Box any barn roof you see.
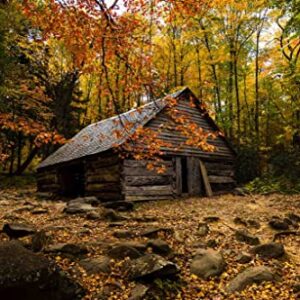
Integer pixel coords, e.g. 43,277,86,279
38,88,187,169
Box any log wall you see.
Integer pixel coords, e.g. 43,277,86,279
37,168,59,193
84,151,123,201
122,159,175,201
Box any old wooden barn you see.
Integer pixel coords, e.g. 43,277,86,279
37,88,236,201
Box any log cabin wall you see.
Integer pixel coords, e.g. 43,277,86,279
84,151,123,201
122,158,175,201
37,167,59,193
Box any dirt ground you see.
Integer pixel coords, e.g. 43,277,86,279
0,186,299,299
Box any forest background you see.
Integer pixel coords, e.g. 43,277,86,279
0,0,299,192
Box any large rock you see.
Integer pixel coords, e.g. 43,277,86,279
235,229,260,245
114,242,147,253
68,196,98,206
129,284,149,300
269,218,289,230
251,242,285,259
146,239,172,256
235,252,252,264
46,243,88,256
127,254,179,280
2,223,36,239
64,203,96,214
102,209,128,222
102,201,134,212
287,213,300,223
0,240,85,300
226,266,275,293
140,227,173,238
190,249,226,279
79,256,111,275
107,244,143,260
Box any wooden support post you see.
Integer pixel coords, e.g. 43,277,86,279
199,160,213,197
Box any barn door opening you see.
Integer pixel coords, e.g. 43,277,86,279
58,163,85,197
181,157,189,194
176,157,202,196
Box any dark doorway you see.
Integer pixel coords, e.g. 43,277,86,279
58,163,85,197
181,157,189,194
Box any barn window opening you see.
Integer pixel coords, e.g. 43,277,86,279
181,157,188,194
58,163,85,197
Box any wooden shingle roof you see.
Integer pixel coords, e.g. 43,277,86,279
38,89,187,169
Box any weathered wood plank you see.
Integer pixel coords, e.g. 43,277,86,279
207,169,234,177
175,157,182,196
85,192,123,201
85,182,121,192
199,160,213,197
124,185,173,196
86,172,120,183
86,164,119,176
123,159,172,168
125,176,171,186
208,175,236,184
123,166,174,176
159,148,235,159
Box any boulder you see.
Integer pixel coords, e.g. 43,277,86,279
68,196,98,206
140,227,173,238
46,243,88,256
226,266,275,293
86,211,102,220
287,213,300,223
235,252,252,264
115,242,147,253
64,203,96,215
129,284,149,300
233,217,248,226
190,249,226,279
235,229,260,245
102,201,134,212
146,239,172,256
79,256,111,275
127,254,179,280
2,223,36,239
107,244,143,260
198,223,209,237
113,230,136,239
102,209,128,222
0,240,85,300
269,218,289,230
247,219,260,229
251,242,285,259
206,239,218,248
232,187,248,196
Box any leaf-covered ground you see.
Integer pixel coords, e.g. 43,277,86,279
0,186,299,299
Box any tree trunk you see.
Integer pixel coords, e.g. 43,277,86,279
255,30,261,146
195,44,203,100
228,41,234,140
234,54,241,146
14,147,39,175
